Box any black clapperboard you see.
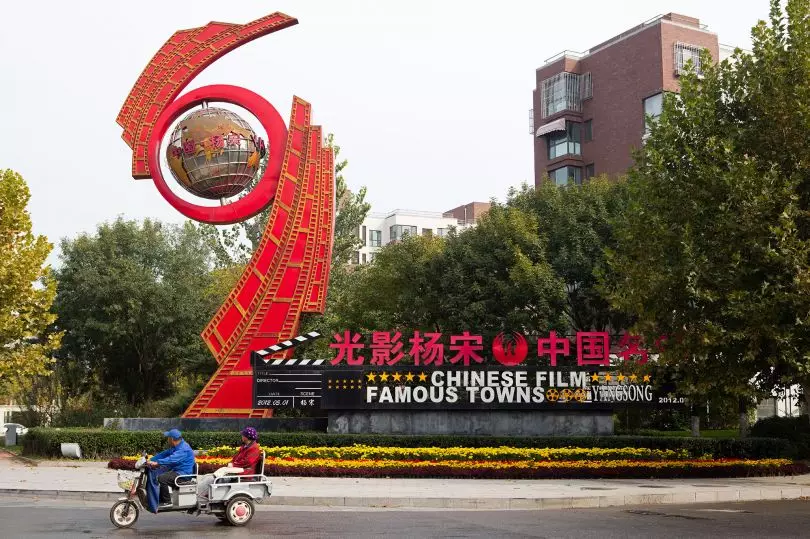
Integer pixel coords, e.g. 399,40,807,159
251,332,326,409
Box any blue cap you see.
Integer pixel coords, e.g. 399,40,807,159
163,428,182,440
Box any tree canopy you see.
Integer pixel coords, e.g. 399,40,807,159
53,218,218,404
0,169,60,390
603,0,810,409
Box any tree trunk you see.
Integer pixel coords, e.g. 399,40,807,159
690,414,700,437
738,396,749,438
803,382,810,423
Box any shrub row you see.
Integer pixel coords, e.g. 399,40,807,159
24,428,798,459
751,415,810,458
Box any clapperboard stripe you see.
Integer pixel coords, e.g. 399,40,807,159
255,331,322,356
254,331,325,365
266,358,327,366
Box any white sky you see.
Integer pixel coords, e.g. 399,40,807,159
0,1,767,261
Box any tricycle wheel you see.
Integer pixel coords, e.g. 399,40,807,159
110,500,139,528
225,495,254,526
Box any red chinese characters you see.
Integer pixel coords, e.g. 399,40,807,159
409,331,444,366
369,331,404,366
330,331,365,365
616,334,648,364
328,330,664,367
537,331,569,366
448,332,484,366
576,332,610,366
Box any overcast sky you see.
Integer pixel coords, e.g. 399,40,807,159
1,0,768,261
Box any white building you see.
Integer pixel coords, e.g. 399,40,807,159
756,385,804,421
352,209,477,265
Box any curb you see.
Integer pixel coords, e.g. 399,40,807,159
1,488,808,509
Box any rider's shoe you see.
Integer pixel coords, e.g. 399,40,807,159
159,502,172,509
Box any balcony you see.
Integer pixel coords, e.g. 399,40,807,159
540,72,581,119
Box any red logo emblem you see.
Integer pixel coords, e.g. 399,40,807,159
492,332,528,366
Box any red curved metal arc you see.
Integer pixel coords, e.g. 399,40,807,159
117,12,297,179
147,85,287,224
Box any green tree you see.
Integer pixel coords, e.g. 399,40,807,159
603,0,810,428
53,218,217,405
435,205,566,340
0,169,60,391
508,177,631,333
334,204,567,345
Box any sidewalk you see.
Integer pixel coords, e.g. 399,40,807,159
1,452,809,510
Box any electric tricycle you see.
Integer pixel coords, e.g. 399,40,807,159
110,450,272,528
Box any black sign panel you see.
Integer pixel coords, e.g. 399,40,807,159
252,363,687,411
317,367,685,411
253,368,323,409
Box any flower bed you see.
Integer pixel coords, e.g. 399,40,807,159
204,444,692,462
107,444,808,480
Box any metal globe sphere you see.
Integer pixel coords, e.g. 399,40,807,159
165,107,267,200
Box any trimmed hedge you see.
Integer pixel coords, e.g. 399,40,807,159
23,428,797,460
751,415,810,458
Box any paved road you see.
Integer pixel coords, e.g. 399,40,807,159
0,497,808,538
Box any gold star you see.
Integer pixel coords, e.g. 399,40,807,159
590,373,600,382
418,372,428,382
342,385,347,390
392,372,402,382
617,374,626,383
643,375,651,383
366,372,377,383
630,374,638,383
379,372,389,382
405,372,415,382
604,373,612,382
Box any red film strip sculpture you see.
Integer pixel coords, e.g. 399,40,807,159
117,13,334,418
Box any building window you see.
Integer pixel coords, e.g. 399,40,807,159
352,251,360,265
585,163,595,180
581,72,592,100
674,42,703,75
423,228,433,236
584,119,592,142
437,228,447,238
390,225,417,242
541,72,581,118
547,121,581,159
362,253,367,264
550,166,582,187
361,225,367,246
643,93,663,133
369,230,382,247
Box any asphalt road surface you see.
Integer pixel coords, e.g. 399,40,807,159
0,497,808,538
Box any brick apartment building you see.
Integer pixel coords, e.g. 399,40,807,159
442,202,492,225
532,13,734,186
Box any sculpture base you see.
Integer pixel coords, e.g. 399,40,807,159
104,417,326,432
327,410,614,436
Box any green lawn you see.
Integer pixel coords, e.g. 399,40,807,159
2,445,22,455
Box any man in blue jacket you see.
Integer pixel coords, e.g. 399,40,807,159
148,429,195,506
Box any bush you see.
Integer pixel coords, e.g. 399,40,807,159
22,427,797,460
750,415,810,458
